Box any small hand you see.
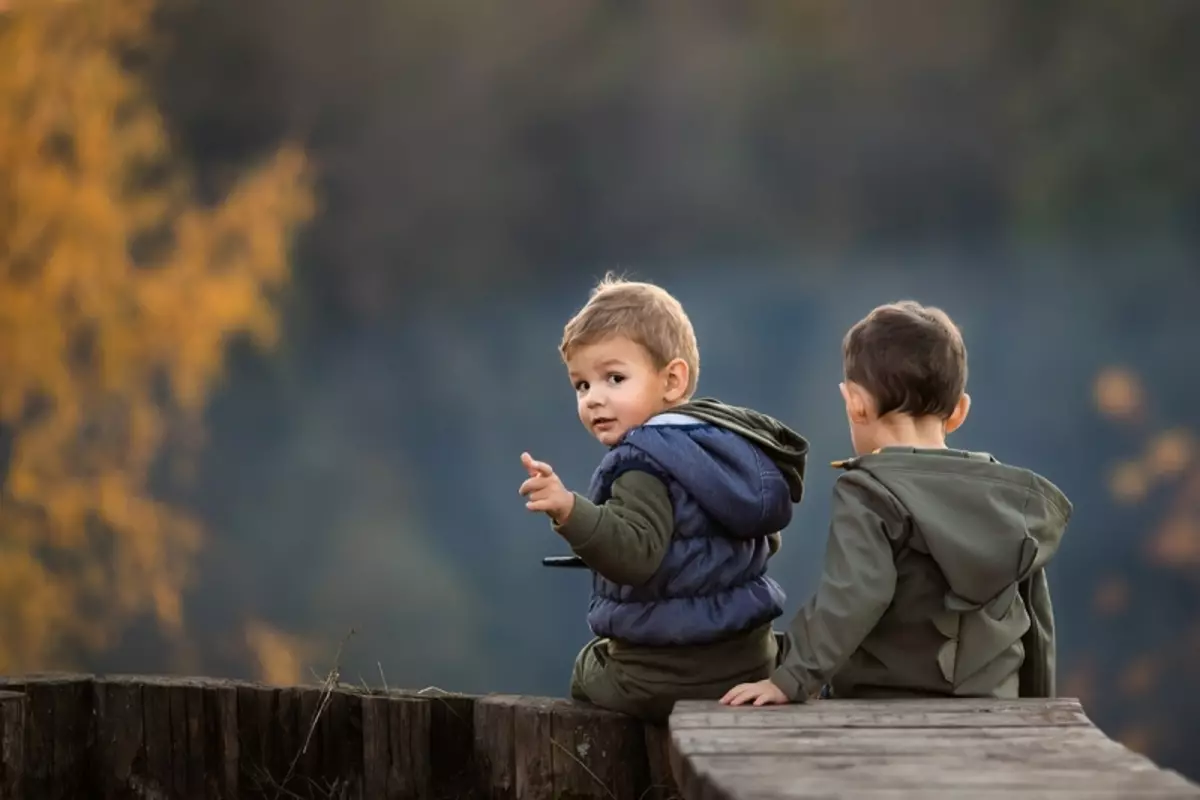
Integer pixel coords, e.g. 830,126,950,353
519,452,575,525
719,679,790,707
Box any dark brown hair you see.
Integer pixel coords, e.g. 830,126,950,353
842,300,967,418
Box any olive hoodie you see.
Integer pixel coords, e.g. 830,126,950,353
773,447,1072,702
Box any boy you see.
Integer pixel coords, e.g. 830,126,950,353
722,300,1072,706
518,275,810,723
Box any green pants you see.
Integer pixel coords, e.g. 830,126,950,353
569,627,780,724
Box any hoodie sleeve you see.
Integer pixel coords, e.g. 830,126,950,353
772,470,900,701
553,470,674,586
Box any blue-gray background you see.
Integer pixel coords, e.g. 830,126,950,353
99,0,1200,779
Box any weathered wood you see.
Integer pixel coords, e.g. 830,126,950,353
322,688,365,799
94,676,146,800
670,697,1090,729
360,692,432,800
0,691,25,800
272,685,306,797
0,673,94,799
0,674,458,798
236,681,281,796
643,722,681,800
669,698,1200,800
394,688,476,799
139,676,175,798
548,697,648,800
474,694,657,800
474,694,517,799
202,679,239,798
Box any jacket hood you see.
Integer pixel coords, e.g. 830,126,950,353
614,398,809,539
852,447,1072,610
673,397,809,503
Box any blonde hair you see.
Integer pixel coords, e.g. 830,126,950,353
560,273,700,397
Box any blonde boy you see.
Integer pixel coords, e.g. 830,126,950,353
519,275,810,722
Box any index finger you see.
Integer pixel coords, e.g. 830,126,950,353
521,452,554,477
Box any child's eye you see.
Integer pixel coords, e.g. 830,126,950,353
606,373,625,385
574,380,589,393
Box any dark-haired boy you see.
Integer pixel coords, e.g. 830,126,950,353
723,300,1073,706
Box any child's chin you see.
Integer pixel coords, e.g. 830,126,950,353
595,429,625,446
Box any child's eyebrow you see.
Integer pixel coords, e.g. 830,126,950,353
596,359,627,369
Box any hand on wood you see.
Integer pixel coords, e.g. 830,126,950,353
720,678,789,707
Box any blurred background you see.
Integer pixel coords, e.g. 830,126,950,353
2,0,1198,780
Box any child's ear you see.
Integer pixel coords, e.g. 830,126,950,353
662,358,690,403
841,381,872,424
945,392,971,434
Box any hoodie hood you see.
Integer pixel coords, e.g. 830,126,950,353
852,447,1072,609
609,398,809,539
672,397,810,503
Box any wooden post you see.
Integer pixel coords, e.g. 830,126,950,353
0,675,685,800
643,722,681,800
0,674,94,800
395,688,476,798
0,691,25,800
93,676,144,800
474,694,518,799
475,694,654,800
361,692,433,799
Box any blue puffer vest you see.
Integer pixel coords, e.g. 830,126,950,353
585,412,793,646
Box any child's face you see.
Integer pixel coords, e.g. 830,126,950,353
566,336,686,447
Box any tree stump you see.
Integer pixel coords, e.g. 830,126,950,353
0,691,25,800
474,695,653,800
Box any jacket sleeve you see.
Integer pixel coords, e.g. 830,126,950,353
1018,568,1056,697
553,470,674,586
771,471,900,701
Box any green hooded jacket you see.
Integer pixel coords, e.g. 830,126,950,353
773,447,1072,702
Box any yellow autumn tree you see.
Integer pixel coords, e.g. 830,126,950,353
0,0,313,670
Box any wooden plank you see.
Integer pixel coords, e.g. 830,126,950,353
140,677,172,798
45,675,93,800
473,694,517,800
94,677,144,800
296,684,325,787
388,694,433,800
0,691,25,800
669,698,1200,800
676,697,1085,714
671,725,1126,755
511,696,554,800
393,688,476,799
703,789,1200,800
0,674,95,799
360,692,432,800
201,679,239,799
670,701,1089,729
689,757,1200,787
272,686,305,798
163,681,190,798
317,689,361,799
